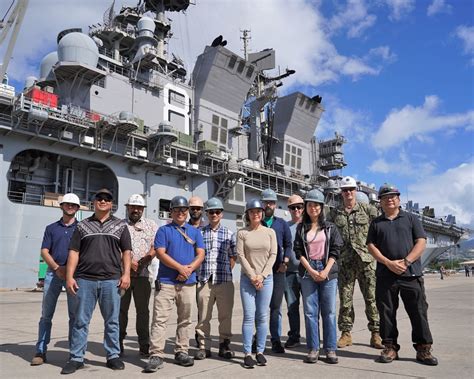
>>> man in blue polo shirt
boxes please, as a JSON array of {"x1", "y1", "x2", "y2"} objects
[
  {"x1": 144, "y1": 196, "x2": 205, "y2": 372},
  {"x1": 31, "y1": 193, "x2": 80, "y2": 366}
]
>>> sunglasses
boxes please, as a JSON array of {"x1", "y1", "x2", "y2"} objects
[
  {"x1": 95, "y1": 196, "x2": 112, "y2": 202},
  {"x1": 173, "y1": 207, "x2": 188, "y2": 213},
  {"x1": 190, "y1": 207, "x2": 203, "y2": 211},
  {"x1": 289, "y1": 205, "x2": 303, "y2": 211},
  {"x1": 341, "y1": 188, "x2": 356, "y2": 192},
  {"x1": 207, "y1": 209, "x2": 222, "y2": 215}
]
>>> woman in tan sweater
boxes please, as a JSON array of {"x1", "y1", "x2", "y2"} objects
[{"x1": 237, "y1": 199, "x2": 277, "y2": 368}]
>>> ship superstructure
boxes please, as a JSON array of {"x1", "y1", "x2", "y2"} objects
[{"x1": 0, "y1": 0, "x2": 463, "y2": 287}]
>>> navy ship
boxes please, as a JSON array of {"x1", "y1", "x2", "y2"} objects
[{"x1": 0, "y1": 0, "x2": 463, "y2": 288}]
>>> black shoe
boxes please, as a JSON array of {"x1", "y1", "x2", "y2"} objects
[
  {"x1": 194, "y1": 349, "x2": 211, "y2": 360},
  {"x1": 106, "y1": 358, "x2": 125, "y2": 370},
  {"x1": 285, "y1": 337, "x2": 301, "y2": 348},
  {"x1": 144, "y1": 356, "x2": 164, "y2": 373},
  {"x1": 251, "y1": 336, "x2": 257, "y2": 353},
  {"x1": 61, "y1": 360, "x2": 84, "y2": 375},
  {"x1": 175, "y1": 352, "x2": 194, "y2": 367},
  {"x1": 244, "y1": 354, "x2": 256, "y2": 368},
  {"x1": 218, "y1": 339, "x2": 235, "y2": 359},
  {"x1": 271, "y1": 340, "x2": 285, "y2": 354},
  {"x1": 256, "y1": 353, "x2": 267, "y2": 366},
  {"x1": 139, "y1": 344, "x2": 150, "y2": 358}
]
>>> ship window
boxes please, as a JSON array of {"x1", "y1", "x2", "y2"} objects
[
  {"x1": 169, "y1": 90, "x2": 185, "y2": 107},
  {"x1": 297, "y1": 157, "x2": 302, "y2": 169},
  {"x1": 228, "y1": 55, "x2": 237, "y2": 69},
  {"x1": 210, "y1": 114, "x2": 228, "y2": 146},
  {"x1": 292, "y1": 146, "x2": 296, "y2": 154},
  {"x1": 159, "y1": 199, "x2": 172, "y2": 219},
  {"x1": 284, "y1": 142, "x2": 302, "y2": 173},
  {"x1": 299, "y1": 96, "x2": 305, "y2": 106},
  {"x1": 237, "y1": 60, "x2": 245, "y2": 74},
  {"x1": 246, "y1": 66, "x2": 254, "y2": 78},
  {"x1": 285, "y1": 153, "x2": 290, "y2": 165},
  {"x1": 168, "y1": 110, "x2": 185, "y2": 130},
  {"x1": 285, "y1": 144, "x2": 290, "y2": 152}
]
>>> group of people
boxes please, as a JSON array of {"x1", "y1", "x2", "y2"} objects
[{"x1": 31, "y1": 177, "x2": 439, "y2": 374}]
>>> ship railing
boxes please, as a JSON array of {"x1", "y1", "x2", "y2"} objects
[
  {"x1": 98, "y1": 47, "x2": 126, "y2": 65},
  {"x1": 89, "y1": 22, "x2": 136, "y2": 39}
]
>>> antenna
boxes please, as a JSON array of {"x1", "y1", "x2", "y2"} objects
[{"x1": 240, "y1": 29, "x2": 251, "y2": 60}]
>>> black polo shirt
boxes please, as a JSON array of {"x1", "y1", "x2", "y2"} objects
[
  {"x1": 69, "y1": 214, "x2": 132, "y2": 280},
  {"x1": 367, "y1": 209, "x2": 426, "y2": 278}
]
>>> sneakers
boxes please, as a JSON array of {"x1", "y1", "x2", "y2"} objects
[
  {"x1": 174, "y1": 352, "x2": 194, "y2": 367},
  {"x1": 415, "y1": 344, "x2": 438, "y2": 366},
  {"x1": 139, "y1": 344, "x2": 150, "y2": 358},
  {"x1": 244, "y1": 354, "x2": 256, "y2": 368},
  {"x1": 370, "y1": 332, "x2": 384, "y2": 349},
  {"x1": 326, "y1": 351, "x2": 338, "y2": 364},
  {"x1": 106, "y1": 358, "x2": 125, "y2": 370},
  {"x1": 284, "y1": 337, "x2": 300, "y2": 348},
  {"x1": 271, "y1": 340, "x2": 285, "y2": 354},
  {"x1": 31, "y1": 352, "x2": 46, "y2": 366},
  {"x1": 194, "y1": 348, "x2": 211, "y2": 360},
  {"x1": 304, "y1": 350, "x2": 319, "y2": 364},
  {"x1": 337, "y1": 331, "x2": 352, "y2": 348},
  {"x1": 378, "y1": 344, "x2": 399, "y2": 363},
  {"x1": 256, "y1": 353, "x2": 267, "y2": 366},
  {"x1": 144, "y1": 356, "x2": 164, "y2": 372},
  {"x1": 61, "y1": 360, "x2": 84, "y2": 375},
  {"x1": 218, "y1": 339, "x2": 235, "y2": 359}
]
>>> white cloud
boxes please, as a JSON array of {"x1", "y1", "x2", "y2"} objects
[
  {"x1": 386, "y1": 0, "x2": 415, "y2": 21},
  {"x1": 407, "y1": 160, "x2": 474, "y2": 227},
  {"x1": 455, "y1": 25, "x2": 474, "y2": 65},
  {"x1": 372, "y1": 95, "x2": 474, "y2": 149},
  {"x1": 326, "y1": 0, "x2": 377, "y2": 38},
  {"x1": 427, "y1": 0, "x2": 452, "y2": 16},
  {"x1": 368, "y1": 149, "x2": 436, "y2": 177}
]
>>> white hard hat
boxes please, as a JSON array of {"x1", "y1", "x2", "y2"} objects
[
  {"x1": 125, "y1": 194, "x2": 146, "y2": 207},
  {"x1": 60, "y1": 193, "x2": 81, "y2": 206},
  {"x1": 340, "y1": 176, "x2": 357, "y2": 189}
]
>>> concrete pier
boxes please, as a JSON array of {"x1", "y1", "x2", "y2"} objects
[{"x1": 1, "y1": 274, "x2": 472, "y2": 378}]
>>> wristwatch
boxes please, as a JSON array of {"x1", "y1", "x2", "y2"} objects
[{"x1": 404, "y1": 258, "x2": 412, "y2": 267}]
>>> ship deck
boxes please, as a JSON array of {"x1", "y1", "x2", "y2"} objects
[{"x1": 0, "y1": 274, "x2": 472, "y2": 378}]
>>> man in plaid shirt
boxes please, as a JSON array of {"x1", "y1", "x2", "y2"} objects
[{"x1": 194, "y1": 197, "x2": 237, "y2": 360}]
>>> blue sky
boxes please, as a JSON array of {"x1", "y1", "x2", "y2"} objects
[{"x1": 1, "y1": 0, "x2": 473, "y2": 227}]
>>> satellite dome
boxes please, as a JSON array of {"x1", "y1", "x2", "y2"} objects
[
  {"x1": 137, "y1": 16, "x2": 155, "y2": 36},
  {"x1": 355, "y1": 192, "x2": 370, "y2": 204},
  {"x1": 58, "y1": 32, "x2": 99, "y2": 67},
  {"x1": 39, "y1": 51, "x2": 58, "y2": 81},
  {"x1": 24, "y1": 76, "x2": 37, "y2": 89}
]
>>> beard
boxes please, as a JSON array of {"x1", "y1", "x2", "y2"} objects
[{"x1": 264, "y1": 207, "x2": 274, "y2": 218}]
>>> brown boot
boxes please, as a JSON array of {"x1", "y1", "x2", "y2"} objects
[
  {"x1": 415, "y1": 344, "x2": 438, "y2": 366},
  {"x1": 377, "y1": 344, "x2": 399, "y2": 363},
  {"x1": 370, "y1": 332, "x2": 384, "y2": 349},
  {"x1": 337, "y1": 331, "x2": 352, "y2": 348}
]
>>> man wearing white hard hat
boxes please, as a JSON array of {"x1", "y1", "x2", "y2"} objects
[
  {"x1": 31, "y1": 193, "x2": 81, "y2": 366},
  {"x1": 119, "y1": 194, "x2": 158, "y2": 357},
  {"x1": 329, "y1": 176, "x2": 382, "y2": 349}
]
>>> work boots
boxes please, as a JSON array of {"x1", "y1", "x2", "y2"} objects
[
  {"x1": 337, "y1": 331, "x2": 352, "y2": 348},
  {"x1": 415, "y1": 344, "x2": 438, "y2": 366},
  {"x1": 370, "y1": 332, "x2": 384, "y2": 349},
  {"x1": 218, "y1": 339, "x2": 235, "y2": 359},
  {"x1": 378, "y1": 344, "x2": 399, "y2": 363}
]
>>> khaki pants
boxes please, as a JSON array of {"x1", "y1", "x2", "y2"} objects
[
  {"x1": 195, "y1": 281, "x2": 234, "y2": 349},
  {"x1": 149, "y1": 283, "x2": 196, "y2": 357}
]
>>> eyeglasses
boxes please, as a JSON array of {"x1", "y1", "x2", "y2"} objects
[
  {"x1": 173, "y1": 207, "x2": 188, "y2": 213},
  {"x1": 190, "y1": 207, "x2": 203, "y2": 211},
  {"x1": 341, "y1": 188, "x2": 356, "y2": 192},
  {"x1": 263, "y1": 201, "x2": 276, "y2": 206},
  {"x1": 207, "y1": 209, "x2": 222, "y2": 215},
  {"x1": 95, "y1": 196, "x2": 112, "y2": 202},
  {"x1": 288, "y1": 205, "x2": 303, "y2": 211},
  {"x1": 62, "y1": 202, "x2": 79, "y2": 207}
]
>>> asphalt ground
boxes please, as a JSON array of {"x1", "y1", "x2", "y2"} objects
[{"x1": 0, "y1": 273, "x2": 473, "y2": 378}]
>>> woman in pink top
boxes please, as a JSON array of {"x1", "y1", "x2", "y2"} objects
[{"x1": 294, "y1": 189, "x2": 343, "y2": 364}]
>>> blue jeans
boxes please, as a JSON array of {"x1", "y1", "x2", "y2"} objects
[
  {"x1": 36, "y1": 270, "x2": 77, "y2": 353},
  {"x1": 240, "y1": 274, "x2": 273, "y2": 354},
  {"x1": 284, "y1": 271, "x2": 301, "y2": 339},
  {"x1": 300, "y1": 260, "x2": 338, "y2": 352},
  {"x1": 70, "y1": 278, "x2": 121, "y2": 362},
  {"x1": 269, "y1": 272, "x2": 286, "y2": 342}
]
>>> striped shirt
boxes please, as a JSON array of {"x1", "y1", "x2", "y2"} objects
[
  {"x1": 198, "y1": 224, "x2": 237, "y2": 284},
  {"x1": 69, "y1": 215, "x2": 132, "y2": 280}
]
